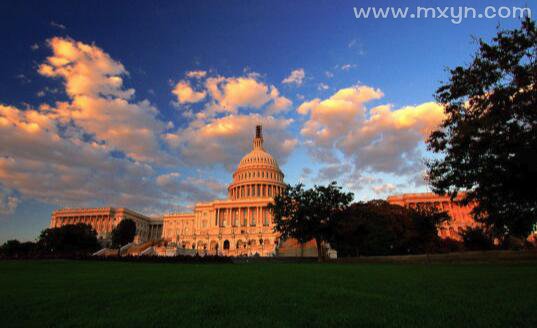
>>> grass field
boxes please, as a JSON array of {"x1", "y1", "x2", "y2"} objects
[{"x1": 1, "y1": 260, "x2": 536, "y2": 327}]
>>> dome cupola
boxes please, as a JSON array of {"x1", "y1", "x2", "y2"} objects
[{"x1": 228, "y1": 125, "x2": 286, "y2": 200}]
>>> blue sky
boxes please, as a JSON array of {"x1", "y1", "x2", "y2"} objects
[{"x1": 0, "y1": 0, "x2": 534, "y2": 242}]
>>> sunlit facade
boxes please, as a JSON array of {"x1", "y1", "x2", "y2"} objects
[
  {"x1": 387, "y1": 192, "x2": 477, "y2": 240},
  {"x1": 50, "y1": 207, "x2": 163, "y2": 244},
  {"x1": 162, "y1": 126, "x2": 286, "y2": 256}
]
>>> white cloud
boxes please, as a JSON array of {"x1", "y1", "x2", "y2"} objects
[
  {"x1": 340, "y1": 64, "x2": 356, "y2": 71},
  {"x1": 282, "y1": 68, "x2": 305, "y2": 86},
  {"x1": 165, "y1": 114, "x2": 297, "y2": 170},
  {"x1": 298, "y1": 84, "x2": 445, "y2": 193},
  {"x1": 172, "y1": 80, "x2": 207, "y2": 104},
  {"x1": 38, "y1": 37, "x2": 168, "y2": 163},
  {"x1": 171, "y1": 71, "x2": 292, "y2": 117},
  {"x1": 317, "y1": 83, "x2": 329, "y2": 91}
]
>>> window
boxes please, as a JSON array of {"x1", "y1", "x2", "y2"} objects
[
  {"x1": 263, "y1": 209, "x2": 269, "y2": 226},
  {"x1": 251, "y1": 208, "x2": 256, "y2": 226}
]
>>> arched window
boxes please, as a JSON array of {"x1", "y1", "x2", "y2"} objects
[{"x1": 223, "y1": 240, "x2": 230, "y2": 250}]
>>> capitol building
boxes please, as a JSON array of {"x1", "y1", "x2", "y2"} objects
[
  {"x1": 51, "y1": 125, "x2": 316, "y2": 256},
  {"x1": 50, "y1": 125, "x2": 484, "y2": 256},
  {"x1": 162, "y1": 125, "x2": 287, "y2": 256}
]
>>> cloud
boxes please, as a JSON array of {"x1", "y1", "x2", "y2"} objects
[
  {"x1": 38, "y1": 37, "x2": 168, "y2": 163},
  {"x1": 282, "y1": 68, "x2": 305, "y2": 86},
  {"x1": 185, "y1": 70, "x2": 207, "y2": 79},
  {"x1": 206, "y1": 76, "x2": 272, "y2": 112},
  {"x1": 156, "y1": 173, "x2": 226, "y2": 202},
  {"x1": 0, "y1": 186, "x2": 19, "y2": 215},
  {"x1": 50, "y1": 21, "x2": 66, "y2": 30},
  {"x1": 0, "y1": 103, "x2": 228, "y2": 214},
  {"x1": 15, "y1": 74, "x2": 31, "y2": 84},
  {"x1": 347, "y1": 39, "x2": 366, "y2": 55},
  {"x1": 299, "y1": 85, "x2": 384, "y2": 147},
  {"x1": 266, "y1": 87, "x2": 292, "y2": 114},
  {"x1": 339, "y1": 102, "x2": 445, "y2": 173},
  {"x1": 1, "y1": 37, "x2": 301, "y2": 218},
  {"x1": 0, "y1": 103, "x2": 158, "y2": 211},
  {"x1": 165, "y1": 114, "x2": 297, "y2": 170},
  {"x1": 340, "y1": 64, "x2": 356, "y2": 71},
  {"x1": 317, "y1": 83, "x2": 329, "y2": 91},
  {"x1": 172, "y1": 71, "x2": 292, "y2": 117},
  {"x1": 298, "y1": 85, "x2": 445, "y2": 191},
  {"x1": 30, "y1": 43, "x2": 39, "y2": 51},
  {"x1": 172, "y1": 80, "x2": 207, "y2": 104},
  {"x1": 316, "y1": 163, "x2": 352, "y2": 181},
  {"x1": 372, "y1": 183, "x2": 397, "y2": 195}
]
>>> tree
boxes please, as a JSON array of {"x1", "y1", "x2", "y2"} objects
[
  {"x1": 333, "y1": 201, "x2": 413, "y2": 257},
  {"x1": 268, "y1": 182, "x2": 353, "y2": 261},
  {"x1": 38, "y1": 224, "x2": 99, "y2": 255},
  {"x1": 332, "y1": 201, "x2": 450, "y2": 257},
  {"x1": 459, "y1": 226, "x2": 494, "y2": 251},
  {"x1": 0, "y1": 239, "x2": 37, "y2": 258},
  {"x1": 427, "y1": 18, "x2": 537, "y2": 240},
  {"x1": 111, "y1": 219, "x2": 137, "y2": 248},
  {"x1": 408, "y1": 206, "x2": 450, "y2": 254}
]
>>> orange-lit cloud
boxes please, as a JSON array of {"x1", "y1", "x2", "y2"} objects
[
  {"x1": 282, "y1": 68, "x2": 305, "y2": 86},
  {"x1": 38, "y1": 37, "x2": 169, "y2": 163},
  {"x1": 173, "y1": 71, "x2": 292, "y2": 117},
  {"x1": 172, "y1": 80, "x2": 207, "y2": 104},
  {"x1": 298, "y1": 85, "x2": 445, "y2": 178},
  {"x1": 165, "y1": 114, "x2": 297, "y2": 170}
]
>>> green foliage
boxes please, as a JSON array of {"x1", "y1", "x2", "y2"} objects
[
  {"x1": 333, "y1": 200, "x2": 450, "y2": 256},
  {"x1": 111, "y1": 219, "x2": 136, "y2": 247},
  {"x1": 427, "y1": 18, "x2": 537, "y2": 239},
  {"x1": 37, "y1": 223, "x2": 99, "y2": 255},
  {"x1": 268, "y1": 181, "x2": 353, "y2": 260}
]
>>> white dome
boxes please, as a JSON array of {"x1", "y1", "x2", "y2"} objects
[{"x1": 227, "y1": 125, "x2": 286, "y2": 200}]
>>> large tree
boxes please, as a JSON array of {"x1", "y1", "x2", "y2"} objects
[
  {"x1": 332, "y1": 200, "x2": 449, "y2": 257},
  {"x1": 427, "y1": 18, "x2": 537, "y2": 240},
  {"x1": 38, "y1": 223, "x2": 99, "y2": 255},
  {"x1": 268, "y1": 182, "x2": 353, "y2": 261},
  {"x1": 111, "y1": 219, "x2": 137, "y2": 248}
]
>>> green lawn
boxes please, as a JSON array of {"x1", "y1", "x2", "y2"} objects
[{"x1": 0, "y1": 260, "x2": 536, "y2": 327}]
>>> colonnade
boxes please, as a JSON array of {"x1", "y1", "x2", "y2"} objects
[
  {"x1": 51, "y1": 215, "x2": 114, "y2": 234},
  {"x1": 229, "y1": 184, "x2": 285, "y2": 200},
  {"x1": 214, "y1": 205, "x2": 271, "y2": 227}
]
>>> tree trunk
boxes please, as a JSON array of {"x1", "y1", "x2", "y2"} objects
[{"x1": 315, "y1": 237, "x2": 323, "y2": 262}]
